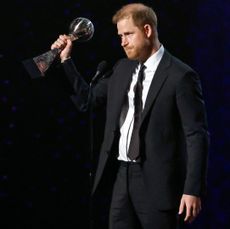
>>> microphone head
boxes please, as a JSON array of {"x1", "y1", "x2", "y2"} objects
[
  {"x1": 97, "y1": 60, "x2": 108, "y2": 73},
  {"x1": 91, "y1": 60, "x2": 110, "y2": 84}
]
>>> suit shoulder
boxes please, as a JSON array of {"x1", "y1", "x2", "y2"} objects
[
  {"x1": 163, "y1": 50, "x2": 201, "y2": 86},
  {"x1": 168, "y1": 52, "x2": 197, "y2": 75}
]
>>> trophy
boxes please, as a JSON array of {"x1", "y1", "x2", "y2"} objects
[{"x1": 23, "y1": 17, "x2": 94, "y2": 79}]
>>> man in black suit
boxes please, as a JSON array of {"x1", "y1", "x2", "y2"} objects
[{"x1": 51, "y1": 3, "x2": 209, "y2": 229}]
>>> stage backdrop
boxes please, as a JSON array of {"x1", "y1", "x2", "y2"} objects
[{"x1": 0, "y1": 0, "x2": 229, "y2": 228}]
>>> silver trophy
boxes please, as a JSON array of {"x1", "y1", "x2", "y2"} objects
[{"x1": 23, "y1": 17, "x2": 94, "y2": 78}]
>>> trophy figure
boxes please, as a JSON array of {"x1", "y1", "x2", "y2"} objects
[{"x1": 23, "y1": 17, "x2": 94, "y2": 79}]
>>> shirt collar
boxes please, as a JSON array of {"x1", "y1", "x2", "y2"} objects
[{"x1": 143, "y1": 44, "x2": 164, "y2": 71}]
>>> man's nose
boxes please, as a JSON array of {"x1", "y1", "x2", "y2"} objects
[{"x1": 121, "y1": 37, "x2": 128, "y2": 47}]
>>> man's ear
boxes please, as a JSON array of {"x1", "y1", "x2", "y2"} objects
[{"x1": 143, "y1": 24, "x2": 152, "y2": 38}]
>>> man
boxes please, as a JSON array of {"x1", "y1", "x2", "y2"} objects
[{"x1": 51, "y1": 3, "x2": 209, "y2": 229}]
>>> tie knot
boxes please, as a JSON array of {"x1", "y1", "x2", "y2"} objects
[
  {"x1": 137, "y1": 64, "x2": 145, "y2": 82},
  {"x1": 139, "y1": 63, "x2": 145, "y2": 72}
]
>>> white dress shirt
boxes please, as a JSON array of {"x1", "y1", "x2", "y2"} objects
[{"x1": 118, "y1": 45, "x2": 165, "y2": 161}]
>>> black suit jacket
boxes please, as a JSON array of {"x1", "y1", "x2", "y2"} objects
[{"x1": 63, "y1": 49, "x2": 209, "y2": 210}]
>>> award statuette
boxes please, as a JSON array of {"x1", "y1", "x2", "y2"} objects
[{"x1": 23, "y1": 17, "x2": 94, "y2": 79}]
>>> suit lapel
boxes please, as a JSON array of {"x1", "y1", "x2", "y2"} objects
[
  {"x1": 112, "y1": 60, "x2": 138, "y2": 127},
  {"x1": 141, "y1": 50, "x2": 171, "y2": 124}
]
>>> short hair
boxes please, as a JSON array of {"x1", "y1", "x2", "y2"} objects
[{"x1": 112, "y1": 3, "x2": 157, "y2": 29}]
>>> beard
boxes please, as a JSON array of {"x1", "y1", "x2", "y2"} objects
[
  {"x1": 124, "y1": 47, "x2": 139, "y2": 60},
  {"x1": 124, "y1": 40, "x2": 152, "y2": 62}
]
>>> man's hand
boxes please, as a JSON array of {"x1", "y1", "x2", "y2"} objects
[
  {"x1": 51, "y1": 34, "x2": 73, "y2": 62},
  {"x1": 178, "y1": 194, "x2": 202, "y2": 223}
]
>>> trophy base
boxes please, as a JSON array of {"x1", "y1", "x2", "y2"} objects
[
  {"x1": 22, "y1": 58, "x2": 44, "y2": 79},
  {"x1": 22, "y1": 48, "x2": 59, "y2": 79}
]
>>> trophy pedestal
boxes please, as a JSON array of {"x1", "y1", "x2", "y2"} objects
[{"x1": 22, "y1": 48, "x2": 59, "y2": 79}]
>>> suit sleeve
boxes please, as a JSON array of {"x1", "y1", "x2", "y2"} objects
[
  {"x1": 61, "y1": 58, "x2": 109, "y2": 111},
  {"x1": 176, "y1": 71, "x2": 209, "y2": 197}
]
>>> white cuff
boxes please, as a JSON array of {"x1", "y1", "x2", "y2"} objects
[{"x1": 61, "y1": 57, "x2": 71, "y2": 63}]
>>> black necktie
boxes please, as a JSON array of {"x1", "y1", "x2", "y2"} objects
[{"x1": 128, "y1": 64, "x2": 145, "y2": 161}]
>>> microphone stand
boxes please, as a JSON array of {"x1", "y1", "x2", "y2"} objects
[
  {"x1": 88, "y1": 78, "x2": 96, "y2": 229},
  {"x1": 87, "y1": 61, "x2": 108, "y2": 229}
]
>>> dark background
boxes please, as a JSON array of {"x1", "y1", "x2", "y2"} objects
[{"x1": 0, "y1": 0, "x2": 229, "y2": 228}]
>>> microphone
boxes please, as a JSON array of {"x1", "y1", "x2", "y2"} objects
[{"x1": 90, "y1": 60, "x2": 108, "y2": 84}]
